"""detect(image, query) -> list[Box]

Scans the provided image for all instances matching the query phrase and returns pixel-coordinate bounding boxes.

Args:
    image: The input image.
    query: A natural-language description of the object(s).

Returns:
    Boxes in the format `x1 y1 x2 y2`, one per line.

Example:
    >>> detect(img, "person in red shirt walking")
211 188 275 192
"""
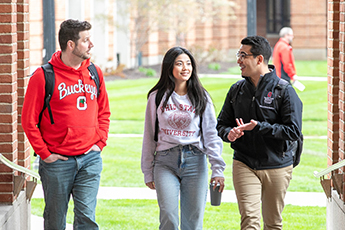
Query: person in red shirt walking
273 27 297 84
22 19 110 230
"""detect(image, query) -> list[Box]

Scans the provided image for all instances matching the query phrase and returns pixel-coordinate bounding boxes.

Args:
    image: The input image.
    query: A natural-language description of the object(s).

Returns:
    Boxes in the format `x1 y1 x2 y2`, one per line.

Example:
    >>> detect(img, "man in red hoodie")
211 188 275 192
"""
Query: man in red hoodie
22 19 110 230
273 27 297 83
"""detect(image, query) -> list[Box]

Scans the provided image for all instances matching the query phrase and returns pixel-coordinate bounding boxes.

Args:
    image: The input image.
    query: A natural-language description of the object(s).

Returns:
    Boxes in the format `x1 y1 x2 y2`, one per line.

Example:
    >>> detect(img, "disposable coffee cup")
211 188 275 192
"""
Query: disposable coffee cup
210 182 222 206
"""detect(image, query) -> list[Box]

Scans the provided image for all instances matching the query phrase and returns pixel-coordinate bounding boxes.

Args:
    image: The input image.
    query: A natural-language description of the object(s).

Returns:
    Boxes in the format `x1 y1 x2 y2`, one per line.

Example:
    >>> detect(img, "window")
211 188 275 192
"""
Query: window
266 0 290 34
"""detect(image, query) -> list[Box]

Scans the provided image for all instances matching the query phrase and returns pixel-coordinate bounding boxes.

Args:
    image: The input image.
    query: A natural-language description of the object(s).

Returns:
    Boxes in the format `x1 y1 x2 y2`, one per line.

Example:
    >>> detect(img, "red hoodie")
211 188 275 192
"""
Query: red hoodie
272 38 296 82
22 51 110 160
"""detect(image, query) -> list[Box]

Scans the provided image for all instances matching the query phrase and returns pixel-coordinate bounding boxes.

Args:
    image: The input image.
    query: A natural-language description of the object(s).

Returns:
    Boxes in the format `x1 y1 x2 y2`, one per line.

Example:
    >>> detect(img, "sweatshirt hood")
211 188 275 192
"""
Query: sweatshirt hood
48 50 91 72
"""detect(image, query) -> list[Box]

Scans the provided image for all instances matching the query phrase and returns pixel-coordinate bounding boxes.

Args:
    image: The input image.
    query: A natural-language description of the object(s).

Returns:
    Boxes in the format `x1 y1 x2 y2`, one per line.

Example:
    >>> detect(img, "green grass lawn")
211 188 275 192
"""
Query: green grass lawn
31 199 326 230
99 136 326 192
31 60 328 229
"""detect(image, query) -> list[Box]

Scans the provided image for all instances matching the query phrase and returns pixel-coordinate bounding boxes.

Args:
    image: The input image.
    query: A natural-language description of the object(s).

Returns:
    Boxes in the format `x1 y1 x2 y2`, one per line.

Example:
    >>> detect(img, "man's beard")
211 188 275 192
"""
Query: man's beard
72 47 90 60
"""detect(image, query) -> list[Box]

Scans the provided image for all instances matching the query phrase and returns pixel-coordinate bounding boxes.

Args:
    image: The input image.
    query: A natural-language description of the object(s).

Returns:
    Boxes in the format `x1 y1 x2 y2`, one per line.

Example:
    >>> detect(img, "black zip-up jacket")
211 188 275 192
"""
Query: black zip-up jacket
217 66 303 170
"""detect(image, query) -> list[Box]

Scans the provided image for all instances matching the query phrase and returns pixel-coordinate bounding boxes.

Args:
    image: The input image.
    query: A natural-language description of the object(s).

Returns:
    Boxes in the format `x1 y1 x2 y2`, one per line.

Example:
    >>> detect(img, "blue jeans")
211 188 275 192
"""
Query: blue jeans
154 145 208 230
39 151 102 230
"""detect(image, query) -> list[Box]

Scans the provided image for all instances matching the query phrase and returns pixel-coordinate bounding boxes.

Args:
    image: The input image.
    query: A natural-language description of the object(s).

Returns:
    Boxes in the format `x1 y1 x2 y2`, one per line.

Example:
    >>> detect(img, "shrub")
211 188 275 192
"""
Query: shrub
208 62 221 71
138 67 157 77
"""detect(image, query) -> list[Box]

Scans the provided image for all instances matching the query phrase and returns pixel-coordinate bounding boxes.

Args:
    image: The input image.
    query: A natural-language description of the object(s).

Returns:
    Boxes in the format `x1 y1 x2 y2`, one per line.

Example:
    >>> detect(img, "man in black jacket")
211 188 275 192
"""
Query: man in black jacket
217 36 302 230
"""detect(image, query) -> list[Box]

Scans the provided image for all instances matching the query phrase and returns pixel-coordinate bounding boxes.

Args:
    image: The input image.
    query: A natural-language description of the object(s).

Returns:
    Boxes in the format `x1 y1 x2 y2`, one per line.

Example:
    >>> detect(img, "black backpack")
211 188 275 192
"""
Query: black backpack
230 78 303 167
38 62 100 128
275 79 304 167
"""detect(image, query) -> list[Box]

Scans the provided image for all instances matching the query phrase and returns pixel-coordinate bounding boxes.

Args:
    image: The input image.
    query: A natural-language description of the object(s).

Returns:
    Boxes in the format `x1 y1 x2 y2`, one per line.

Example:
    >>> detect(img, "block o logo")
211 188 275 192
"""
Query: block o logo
77 96 87 110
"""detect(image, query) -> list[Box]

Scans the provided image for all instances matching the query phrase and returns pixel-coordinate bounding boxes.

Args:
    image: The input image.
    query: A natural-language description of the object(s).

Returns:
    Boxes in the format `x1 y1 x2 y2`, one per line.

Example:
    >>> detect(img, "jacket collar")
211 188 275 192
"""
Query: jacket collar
242 64 277 86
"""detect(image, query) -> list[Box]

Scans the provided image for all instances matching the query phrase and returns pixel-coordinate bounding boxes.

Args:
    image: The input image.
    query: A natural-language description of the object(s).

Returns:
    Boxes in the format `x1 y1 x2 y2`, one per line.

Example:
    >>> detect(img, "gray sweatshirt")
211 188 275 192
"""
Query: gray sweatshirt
141 90 226 183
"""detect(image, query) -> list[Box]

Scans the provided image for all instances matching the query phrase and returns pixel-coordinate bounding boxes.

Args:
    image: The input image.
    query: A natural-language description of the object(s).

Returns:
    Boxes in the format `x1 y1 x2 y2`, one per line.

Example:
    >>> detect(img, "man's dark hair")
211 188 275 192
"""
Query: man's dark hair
241 36 272 64
58 19 92 51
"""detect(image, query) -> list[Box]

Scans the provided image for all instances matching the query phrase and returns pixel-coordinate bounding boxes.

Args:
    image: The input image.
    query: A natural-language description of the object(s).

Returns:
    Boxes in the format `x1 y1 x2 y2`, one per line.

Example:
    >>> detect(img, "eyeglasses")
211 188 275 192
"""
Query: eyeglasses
236 52 254 61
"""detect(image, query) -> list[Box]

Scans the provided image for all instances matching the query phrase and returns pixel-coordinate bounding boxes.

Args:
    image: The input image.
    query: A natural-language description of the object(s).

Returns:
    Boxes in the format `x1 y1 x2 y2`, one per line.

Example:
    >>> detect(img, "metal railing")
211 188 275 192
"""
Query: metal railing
0 153 39 200
314 159 345 178
0 153 39 179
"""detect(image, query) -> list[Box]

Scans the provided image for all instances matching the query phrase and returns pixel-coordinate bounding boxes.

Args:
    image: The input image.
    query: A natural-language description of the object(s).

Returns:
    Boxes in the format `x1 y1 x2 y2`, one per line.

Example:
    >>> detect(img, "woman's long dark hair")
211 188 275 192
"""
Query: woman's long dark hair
147 47 207 116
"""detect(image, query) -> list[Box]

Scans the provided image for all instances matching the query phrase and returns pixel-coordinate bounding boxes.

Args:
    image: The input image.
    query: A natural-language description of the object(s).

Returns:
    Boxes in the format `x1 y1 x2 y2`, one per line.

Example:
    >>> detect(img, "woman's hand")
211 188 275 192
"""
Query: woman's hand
146 181 156 190
210 177 225 193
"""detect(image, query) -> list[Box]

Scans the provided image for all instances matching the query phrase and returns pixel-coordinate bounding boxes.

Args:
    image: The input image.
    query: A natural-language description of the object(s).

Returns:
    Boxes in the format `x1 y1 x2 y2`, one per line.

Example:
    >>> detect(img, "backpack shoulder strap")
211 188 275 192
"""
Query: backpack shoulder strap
274 78 289 110
88 62 100 97
230 79 245 104
38 62 100 127
154 90 165 142
39 63 55 127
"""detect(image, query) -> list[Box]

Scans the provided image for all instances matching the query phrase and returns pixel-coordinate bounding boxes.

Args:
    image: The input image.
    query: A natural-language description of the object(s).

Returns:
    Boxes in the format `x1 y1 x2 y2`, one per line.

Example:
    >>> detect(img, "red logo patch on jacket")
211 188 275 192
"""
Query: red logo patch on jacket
264 91 274 104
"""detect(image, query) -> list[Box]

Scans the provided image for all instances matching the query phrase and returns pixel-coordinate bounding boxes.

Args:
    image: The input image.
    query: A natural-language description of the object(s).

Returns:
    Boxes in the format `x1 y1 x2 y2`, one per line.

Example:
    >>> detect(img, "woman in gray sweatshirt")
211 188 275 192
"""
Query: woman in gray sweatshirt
141 46 226 230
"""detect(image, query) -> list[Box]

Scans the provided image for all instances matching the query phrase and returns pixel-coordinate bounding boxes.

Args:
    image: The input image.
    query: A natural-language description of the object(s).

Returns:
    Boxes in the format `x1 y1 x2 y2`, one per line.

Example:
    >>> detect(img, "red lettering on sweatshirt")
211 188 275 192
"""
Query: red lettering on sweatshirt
163 104 177 112
161 103 196 113
161 128 196 137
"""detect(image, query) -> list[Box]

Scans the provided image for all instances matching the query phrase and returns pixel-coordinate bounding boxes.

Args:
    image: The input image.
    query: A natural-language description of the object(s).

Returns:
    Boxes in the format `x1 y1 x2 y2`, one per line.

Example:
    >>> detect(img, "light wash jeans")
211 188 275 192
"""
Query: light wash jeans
39 150 102 230
154 144 208 230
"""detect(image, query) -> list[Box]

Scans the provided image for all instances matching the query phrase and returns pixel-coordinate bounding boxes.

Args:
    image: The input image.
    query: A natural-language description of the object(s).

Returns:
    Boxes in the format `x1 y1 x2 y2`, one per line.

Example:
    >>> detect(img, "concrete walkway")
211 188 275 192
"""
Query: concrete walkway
31 186 326 229
32 186 326 206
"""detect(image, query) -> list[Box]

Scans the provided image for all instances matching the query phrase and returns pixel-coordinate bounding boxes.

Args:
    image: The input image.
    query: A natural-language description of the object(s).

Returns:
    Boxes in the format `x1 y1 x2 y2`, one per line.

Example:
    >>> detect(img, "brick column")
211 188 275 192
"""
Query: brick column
328 0 345 202
17 0 30 169
339 0 345 200
328 0 340 166
0 1 18 203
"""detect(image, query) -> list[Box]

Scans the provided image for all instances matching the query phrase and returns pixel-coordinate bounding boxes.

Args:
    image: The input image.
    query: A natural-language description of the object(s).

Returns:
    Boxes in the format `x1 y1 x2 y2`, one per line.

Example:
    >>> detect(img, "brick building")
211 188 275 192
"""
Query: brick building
28 0 327 72
0 1 32 229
